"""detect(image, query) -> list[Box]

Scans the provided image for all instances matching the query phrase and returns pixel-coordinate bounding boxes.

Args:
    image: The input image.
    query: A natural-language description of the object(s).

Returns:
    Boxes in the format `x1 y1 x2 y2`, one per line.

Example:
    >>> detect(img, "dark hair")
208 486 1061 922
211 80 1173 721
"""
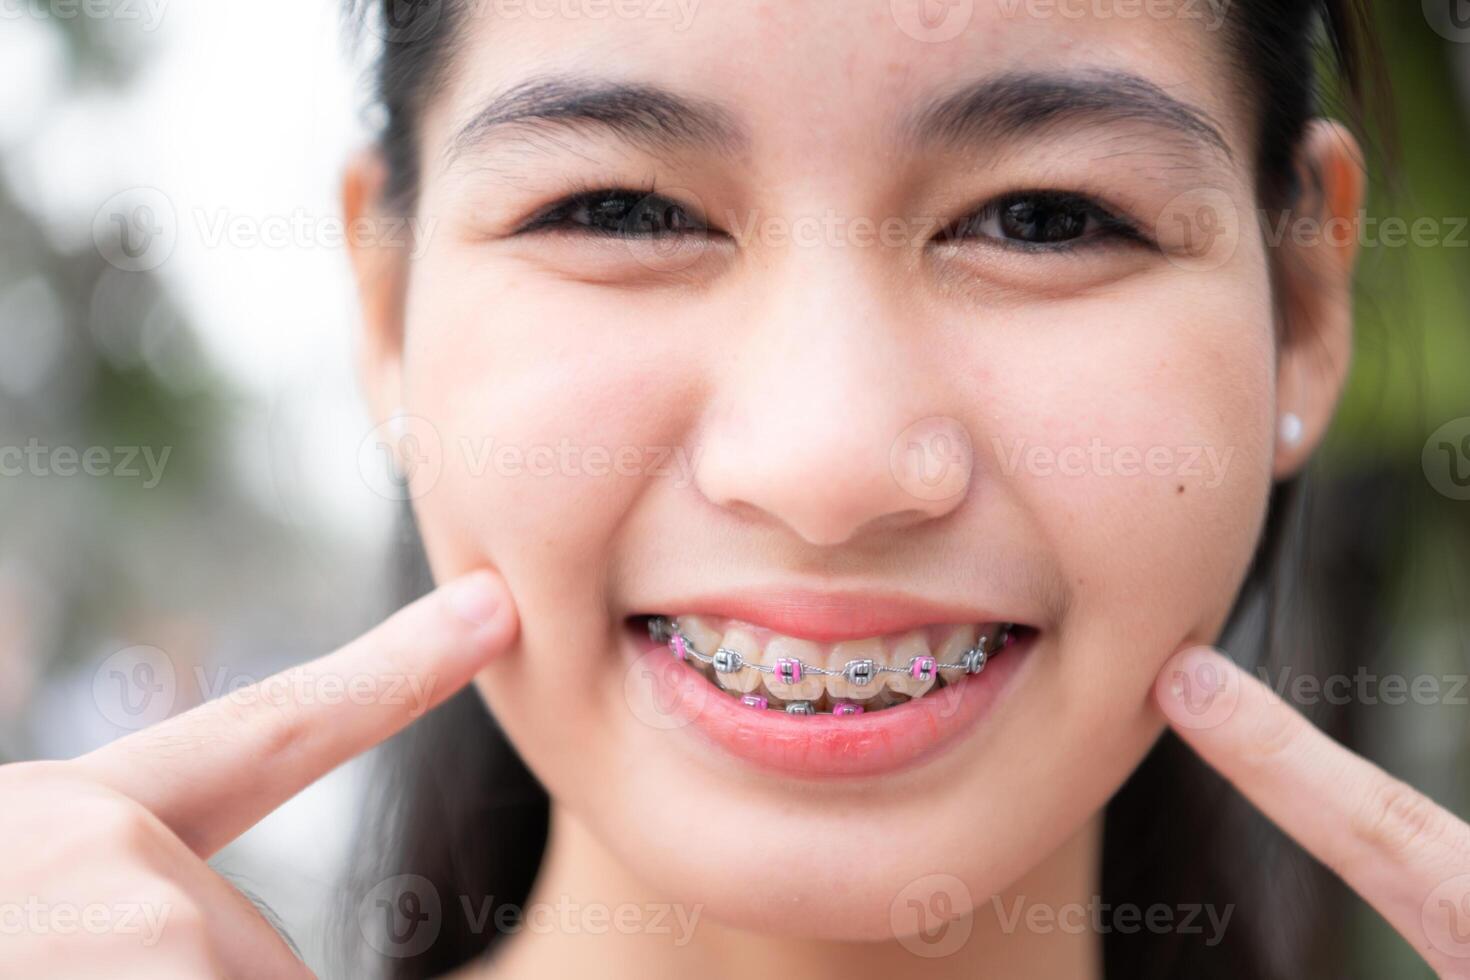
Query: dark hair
339 4 1387 977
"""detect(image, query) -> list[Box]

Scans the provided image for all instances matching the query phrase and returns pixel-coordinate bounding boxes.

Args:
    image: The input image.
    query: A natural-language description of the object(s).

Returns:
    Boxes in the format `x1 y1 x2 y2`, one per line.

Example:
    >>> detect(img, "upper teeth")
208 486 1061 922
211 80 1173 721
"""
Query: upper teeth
648 615 1010 709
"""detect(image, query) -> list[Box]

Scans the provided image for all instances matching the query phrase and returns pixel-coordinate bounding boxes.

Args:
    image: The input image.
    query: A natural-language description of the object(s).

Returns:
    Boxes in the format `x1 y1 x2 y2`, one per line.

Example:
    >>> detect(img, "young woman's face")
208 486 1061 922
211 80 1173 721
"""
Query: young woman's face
356 0 1354 939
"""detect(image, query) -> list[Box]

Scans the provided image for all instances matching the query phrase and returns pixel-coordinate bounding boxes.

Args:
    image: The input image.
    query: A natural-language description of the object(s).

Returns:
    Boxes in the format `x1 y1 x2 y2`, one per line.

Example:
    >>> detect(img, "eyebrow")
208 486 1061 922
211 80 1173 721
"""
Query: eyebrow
445 68 1233 169
445 74 751 165
901 69 1233 164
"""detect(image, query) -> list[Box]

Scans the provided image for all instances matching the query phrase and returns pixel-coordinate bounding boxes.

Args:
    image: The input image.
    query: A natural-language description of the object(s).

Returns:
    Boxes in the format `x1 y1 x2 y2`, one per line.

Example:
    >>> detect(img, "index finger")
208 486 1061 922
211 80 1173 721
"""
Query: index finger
74 569 518 858
1156 646 1470 971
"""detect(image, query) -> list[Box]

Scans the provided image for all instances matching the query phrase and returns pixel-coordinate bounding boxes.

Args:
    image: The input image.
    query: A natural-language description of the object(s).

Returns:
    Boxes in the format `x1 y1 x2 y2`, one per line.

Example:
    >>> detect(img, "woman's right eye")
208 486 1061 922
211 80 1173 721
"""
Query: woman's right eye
519 189 706 238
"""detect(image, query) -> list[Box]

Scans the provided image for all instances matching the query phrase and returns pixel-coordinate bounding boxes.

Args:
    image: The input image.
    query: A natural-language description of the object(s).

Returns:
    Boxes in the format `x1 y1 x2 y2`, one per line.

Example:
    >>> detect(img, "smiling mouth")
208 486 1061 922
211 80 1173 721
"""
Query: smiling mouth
637 614 1024 715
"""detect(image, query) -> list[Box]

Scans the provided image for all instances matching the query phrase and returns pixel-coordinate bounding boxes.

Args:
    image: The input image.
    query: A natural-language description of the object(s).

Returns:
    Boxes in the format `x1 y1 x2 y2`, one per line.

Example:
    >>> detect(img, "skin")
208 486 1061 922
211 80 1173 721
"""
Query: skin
2 3 1465 978
362 0 1348 970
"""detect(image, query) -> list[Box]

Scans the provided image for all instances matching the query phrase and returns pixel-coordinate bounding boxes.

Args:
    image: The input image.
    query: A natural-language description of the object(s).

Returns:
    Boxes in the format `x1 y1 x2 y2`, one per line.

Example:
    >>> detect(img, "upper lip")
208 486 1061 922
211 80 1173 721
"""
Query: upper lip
635 586 1021 643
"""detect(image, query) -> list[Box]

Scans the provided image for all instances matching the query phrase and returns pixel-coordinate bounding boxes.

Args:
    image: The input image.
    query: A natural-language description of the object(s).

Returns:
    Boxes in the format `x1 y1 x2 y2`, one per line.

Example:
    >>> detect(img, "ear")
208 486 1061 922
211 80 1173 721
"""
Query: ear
1271 119 1365 478
343 147 410 427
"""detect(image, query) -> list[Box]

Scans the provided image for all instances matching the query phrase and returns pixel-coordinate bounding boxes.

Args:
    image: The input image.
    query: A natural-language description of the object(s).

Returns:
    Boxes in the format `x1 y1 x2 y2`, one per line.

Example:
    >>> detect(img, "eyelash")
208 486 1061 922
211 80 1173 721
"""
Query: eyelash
518 184 707 240
516 186 1150 251
940 190 1151 251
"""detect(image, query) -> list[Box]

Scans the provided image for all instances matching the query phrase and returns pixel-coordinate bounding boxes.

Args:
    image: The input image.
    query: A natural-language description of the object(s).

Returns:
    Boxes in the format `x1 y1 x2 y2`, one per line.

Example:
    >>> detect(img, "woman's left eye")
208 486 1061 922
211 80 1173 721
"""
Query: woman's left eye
518 189 707 238
944 191 1146 250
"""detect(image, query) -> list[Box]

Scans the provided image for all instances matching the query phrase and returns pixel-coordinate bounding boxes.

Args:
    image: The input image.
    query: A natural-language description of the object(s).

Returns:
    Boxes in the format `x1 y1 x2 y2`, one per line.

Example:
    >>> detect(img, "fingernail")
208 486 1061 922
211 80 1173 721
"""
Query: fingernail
446 571 500 626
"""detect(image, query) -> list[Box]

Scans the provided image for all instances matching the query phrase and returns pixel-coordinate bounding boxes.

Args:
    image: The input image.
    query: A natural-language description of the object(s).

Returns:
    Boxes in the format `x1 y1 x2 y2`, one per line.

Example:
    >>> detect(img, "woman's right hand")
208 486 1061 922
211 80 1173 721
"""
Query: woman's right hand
0 570 518 979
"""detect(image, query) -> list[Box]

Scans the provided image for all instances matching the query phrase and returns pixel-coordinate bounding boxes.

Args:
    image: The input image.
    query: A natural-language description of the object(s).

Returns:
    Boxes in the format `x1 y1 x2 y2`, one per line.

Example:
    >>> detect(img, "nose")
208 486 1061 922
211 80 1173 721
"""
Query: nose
693 257 973 547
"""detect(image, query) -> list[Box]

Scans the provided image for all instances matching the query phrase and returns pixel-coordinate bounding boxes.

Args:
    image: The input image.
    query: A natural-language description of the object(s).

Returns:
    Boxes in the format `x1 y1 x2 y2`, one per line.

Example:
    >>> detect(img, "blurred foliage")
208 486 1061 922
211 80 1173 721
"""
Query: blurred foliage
1332 3 1470 461
1309 6 1470 977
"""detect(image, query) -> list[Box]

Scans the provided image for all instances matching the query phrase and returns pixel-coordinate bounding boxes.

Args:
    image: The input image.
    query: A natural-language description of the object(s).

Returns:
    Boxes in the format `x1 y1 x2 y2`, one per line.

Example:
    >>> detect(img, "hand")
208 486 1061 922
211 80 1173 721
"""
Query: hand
1156 646 1470 977
0 570 517 978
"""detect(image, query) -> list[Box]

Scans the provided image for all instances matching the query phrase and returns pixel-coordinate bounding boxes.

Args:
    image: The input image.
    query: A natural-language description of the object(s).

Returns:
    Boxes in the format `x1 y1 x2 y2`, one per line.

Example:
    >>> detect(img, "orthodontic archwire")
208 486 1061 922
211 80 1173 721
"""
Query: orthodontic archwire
645 615 1013 715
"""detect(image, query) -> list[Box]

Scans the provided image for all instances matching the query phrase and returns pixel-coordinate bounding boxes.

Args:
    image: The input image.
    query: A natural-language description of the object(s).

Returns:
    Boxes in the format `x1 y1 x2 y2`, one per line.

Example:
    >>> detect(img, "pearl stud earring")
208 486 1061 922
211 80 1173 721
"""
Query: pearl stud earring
1279 412 1304 446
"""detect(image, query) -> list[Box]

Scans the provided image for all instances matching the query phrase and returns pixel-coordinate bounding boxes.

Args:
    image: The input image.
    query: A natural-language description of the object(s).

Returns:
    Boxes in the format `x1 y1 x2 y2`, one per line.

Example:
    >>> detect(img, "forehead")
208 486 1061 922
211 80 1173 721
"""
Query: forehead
426 0 1250 175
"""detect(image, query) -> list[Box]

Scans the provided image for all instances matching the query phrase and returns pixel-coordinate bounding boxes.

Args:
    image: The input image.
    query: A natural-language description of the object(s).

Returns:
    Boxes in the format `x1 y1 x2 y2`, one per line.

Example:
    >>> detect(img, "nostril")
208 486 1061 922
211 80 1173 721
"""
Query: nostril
692 404 972 547
701 484 940 548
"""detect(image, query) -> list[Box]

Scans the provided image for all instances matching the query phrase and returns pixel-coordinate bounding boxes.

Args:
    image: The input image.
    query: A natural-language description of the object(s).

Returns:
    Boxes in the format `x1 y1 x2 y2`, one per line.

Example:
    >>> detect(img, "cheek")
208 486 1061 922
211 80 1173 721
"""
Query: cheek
990 269 1277 743
394 264 662 755
396 258 711 800
399 257 684 576
395 277 652 817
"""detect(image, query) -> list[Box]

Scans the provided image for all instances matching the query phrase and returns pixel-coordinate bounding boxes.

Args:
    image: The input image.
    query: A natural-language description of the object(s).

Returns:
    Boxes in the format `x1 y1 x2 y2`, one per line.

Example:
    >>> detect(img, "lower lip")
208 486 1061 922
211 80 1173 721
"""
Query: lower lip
626 625 1033 779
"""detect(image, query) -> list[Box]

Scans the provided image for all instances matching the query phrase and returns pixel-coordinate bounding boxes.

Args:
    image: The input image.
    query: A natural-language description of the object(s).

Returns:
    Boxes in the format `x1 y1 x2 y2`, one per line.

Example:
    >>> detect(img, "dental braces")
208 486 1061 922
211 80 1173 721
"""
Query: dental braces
645 615 1013 716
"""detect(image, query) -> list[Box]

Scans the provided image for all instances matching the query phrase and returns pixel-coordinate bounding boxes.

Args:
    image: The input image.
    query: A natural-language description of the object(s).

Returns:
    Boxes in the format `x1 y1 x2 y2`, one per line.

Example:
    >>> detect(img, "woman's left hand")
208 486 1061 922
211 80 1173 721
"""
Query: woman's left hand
1155 646 1470 976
